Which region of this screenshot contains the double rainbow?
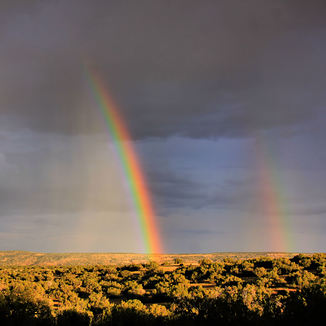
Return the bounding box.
[84,67,163,255]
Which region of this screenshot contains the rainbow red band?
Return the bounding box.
[85,67,163,255]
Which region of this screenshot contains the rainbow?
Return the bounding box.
[84,67,163,255]
[254,136,292,252]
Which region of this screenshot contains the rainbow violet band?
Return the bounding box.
[84,67,163,255]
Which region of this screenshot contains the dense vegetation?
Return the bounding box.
[0,253,325,325]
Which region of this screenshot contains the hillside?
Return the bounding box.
[0,251,300,266]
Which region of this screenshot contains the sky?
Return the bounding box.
[0,0,325,253]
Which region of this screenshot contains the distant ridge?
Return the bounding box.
[0,251,302,266]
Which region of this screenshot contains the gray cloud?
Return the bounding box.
[149,166,256,213]
[0,130,133,217]
[1,1,326,252]
[287,206,326,217]
[1,0,326,139]
[149,170,206,210]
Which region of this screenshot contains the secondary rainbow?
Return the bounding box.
[254,136,292,252]
[84,67,163,255]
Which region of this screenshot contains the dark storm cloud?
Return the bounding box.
[149,170,205,209]
[1,0,326,139]
[148,168,255,212]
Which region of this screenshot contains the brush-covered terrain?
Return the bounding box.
[0,253,325,325]
[0,251,297,266]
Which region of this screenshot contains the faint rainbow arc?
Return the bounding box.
[254,136,292,252]
[84,68,163,255]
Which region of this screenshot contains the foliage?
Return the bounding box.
[0,254,325,325]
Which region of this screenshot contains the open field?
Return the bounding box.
[0,251,303,266]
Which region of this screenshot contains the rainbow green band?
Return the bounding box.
[84,67,163,255]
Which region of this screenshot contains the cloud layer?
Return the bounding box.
[0,1,326,252]
[1,0,326,139]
